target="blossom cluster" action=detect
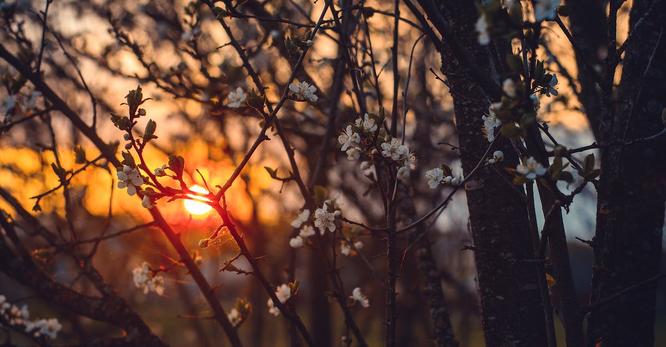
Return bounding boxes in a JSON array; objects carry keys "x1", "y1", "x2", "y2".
[
  {"x1": 338, "y1": 113, "x2": 415, "y2": 181},
  {"x1": 516, "y1": 157, "x2": 547, "y2": 180},
  {"x1": 132, "y1": 262, "x2": 166, "y2": 296},
  {"x1": 350, "y1": 287, "x2": 369, "y2": 308},
  {"x1": 117, "y1": 165, "x2": 143, "y2": 196},
  {"x1": 288, "y1": 81, "x2": 318, "y2": 102},
  {"x1": 340, "y1": 239, "x2": 364, "y2": 257},
  {"x1": 226, "y1": 298, "x2": 251, "y2": 327},
  {"x1": 267, "y1": 283, "x2": 293, "y2": 316},
  {"x1": 0, "y1": 295, "x2": 62, "y2": 340},
  {"x1": 226, "y1": 87, "x2": 247, "y2": 108},
  {"x1": 289, "y1": 200, "x2": 340, "y2": 248},
  {"x1": 487, "y1": 150, "x2": 505, "y2": 164},
  {"x1": 424, "y1": 167, "x2": 464, "y2": 190}
]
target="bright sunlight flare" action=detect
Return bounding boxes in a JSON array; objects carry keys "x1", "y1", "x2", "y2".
[{"x1": 183, "y1": 185, "x2": 212, "y2": 216}]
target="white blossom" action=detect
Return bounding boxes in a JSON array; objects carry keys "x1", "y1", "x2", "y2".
[
  {"x1": 380, "y1": 137, "x2": 415, "y2": 180},
  {"x1": 141, "y1": 195, "x2": 153, "y2": 209},
  {"x1": 117, "y1": 165, "x2": 143, "y2": 196},
  {"x1": 482, "y1": 114, "x2": 502, "y2": 143},
  {"x1": 153, "y1": 164, "x2": 168, "y2": 177},
  {"x1": 381, "y1": 138, "x2": 408, "y2": 161},
  {"x1": 353, "y1": 241, "x2": 364, "y2": 250},
  {"x1": 0, "y1": 295, "x2": 61, "y2": 340},
  {"x1": 440, "y1": 174, "x2": 463, "y2": 186},
  {"x1": 450, "y1": 176, "x2": 463, "y2": 186},
  {"x1": 534, "y1": 0, "x2": 560, "y2": 21},
  {"x1": 354, "y1": 113, "x2": 377, "y2": 132},
  {"x1": 488, "y1": 150, "x2": 505, "y2": 164},
  {"x1": 341, "y1": 242, "x2": 352, "y2": 256},
  {"x1": 5, "y1": 304, "x2": 29, "y2": 325},
  {"x1": 338, "y1": 125, "x2": 360, "y2": 152},
  {"x1": 267, "y1": 299, "x2": 280, "y2": 316},
  {"x1": 350, "y1": 287, "x2": 370, "y2": 308},
  {"x1": 425, "y1": 168, "x2": 445, "y2": 189},
  {"x1": 314, "y1": 200, "x2": 340, "y2": 234},
  {"x1": 517, "y1": 157, "x2": 548, "y2": 180},
  {"x1": 299, "y1": 225, "x2": 316, "y2": 238},
  {"x1": 25, "y1": 318, "x2": 62, "y2": 339},
  {"x1": 227, "y1": 87, "x2": 247, "y2": 108},
  {"x1": 346, "y1": 147, "x2": 361, "y2": 161},
  {"x1": 228, "y1": 308, "x2": 242, "y2": 327},
  {"x1": 502, "y1": 79, "x2": 517, "y2": 98},
  {"x1": 289, "y1": 236, "x2": 304, "y2": 248},
  {"x1": 132, "y1": 262, "x2": 165, "y2": 295},
  {"x1": 275, "y1": 284, "x2": 292, "y2": 303},
  {"x1": 291, "y1": 209, "x2": 310, "y2": 228},
  {"x1": 475, "y1": 14, "x2": 490, "y2": 45},
  {"x1": 289, "y1": 81, "x2": 318, "y2": 102}
]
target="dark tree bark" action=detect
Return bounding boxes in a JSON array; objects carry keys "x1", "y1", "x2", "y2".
[
  {"x1": 417, "y1": 235, "x2": 459, "y2": 347},
  {"x1": 412, "y1": 1, "x2": 548, "y2": 346},
  {"x1": 568, "y1": 0, "x2": 608, "y2": 137},
  {"x1": 588, "y1": 1, "x2": 666, "y2": 346}
]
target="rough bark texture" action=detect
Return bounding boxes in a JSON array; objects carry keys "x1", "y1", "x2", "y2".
[
  {"x1": 417, "y1": 236, "x2": 459, "y2": 347},
  {"x1": 589, "y1": 1, "x2": 666, "y2": 346},
  {"x1": 416, "y1": 1, "x2": 548, "y2": 346}
]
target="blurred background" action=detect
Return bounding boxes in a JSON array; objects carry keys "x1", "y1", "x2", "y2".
[{"x1": 0, "y1": 0, "x2": 664, "y2": 345}]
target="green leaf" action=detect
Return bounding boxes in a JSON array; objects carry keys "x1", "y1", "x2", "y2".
[
  {"x1": 583, "y1": 153, "x2": 595, "y2": 173},
  {"x1": 144, "y1": 119, "x2": 157, "y2": 140},
  {"x1": 585, "y1": 168, "x2": 600, "y2": 180},
  {"x1": 122, "y1": 151, "x2": 135, "y2": 167},
  {"x1": 110, "y1": 113, "x2": 132, "y2": 131},
  {"x1": 582, "y1": 154, "x2": 599, "y2": 180},
  {"x1": 124, "y1": 85, "x2": 143, "y2": 117},
  {"x1": 264, "y1": 166, "x2": 278, "y2": 179},
  {"x1": 50, "y1": 163, "x2": 66, "y2": 179},
  {"x1": 500, "y1": 122, "x2": 522, "y2": 138},
  {"x1": 168, "y1": 155, "x2": 185, "y2": 178}
]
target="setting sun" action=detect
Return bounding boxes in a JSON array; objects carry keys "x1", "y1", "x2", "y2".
[{"x1": 183, "y1": 185, "x2": 212, "y2": 216}]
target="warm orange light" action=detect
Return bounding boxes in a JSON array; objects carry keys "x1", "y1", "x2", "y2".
[{"x1": 183, "y1": 185, "x2": 213, "y2": 216}]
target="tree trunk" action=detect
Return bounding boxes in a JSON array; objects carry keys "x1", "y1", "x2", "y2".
[
  {"x1": 417, "y1": 235, "x2": 459, "y2": 347},
  {"x1": 415, "y1": 1, "x2": 548, "y2": 345},
  {"x1": 589, "y1": 1, "x2": 666, "y2": 345}
]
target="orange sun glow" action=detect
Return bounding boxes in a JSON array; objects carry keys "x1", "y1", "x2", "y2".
[{"x1": 183, "y1": 185, "x2": 213, "y2": 216}]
